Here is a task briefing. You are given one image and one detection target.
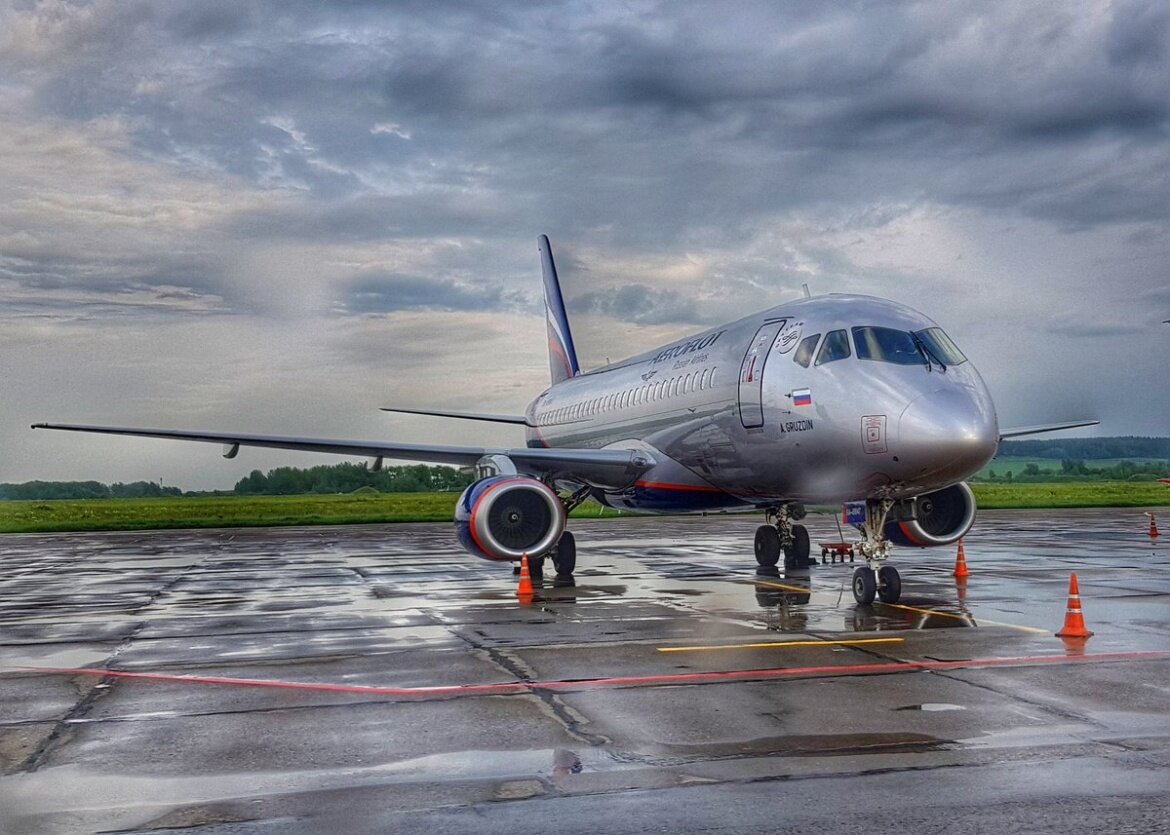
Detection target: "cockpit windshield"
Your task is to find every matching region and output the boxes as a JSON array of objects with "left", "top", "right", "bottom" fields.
[
  {"left": 850, "top": 325, "right": 969, "bottom": 369},
  {"left": 914, "top": 327, "right": 967, "bottom": 366},
  {"left": 852, "top": 326, "right": 923, "bottom": 366}
]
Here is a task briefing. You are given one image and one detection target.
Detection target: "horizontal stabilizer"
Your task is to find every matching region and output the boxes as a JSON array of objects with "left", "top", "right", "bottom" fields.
[
  {"left": 999, "top": 419, "right": 1099, "bottom": 440},
  {"left": 381, "top": 407, "right": 530, "bottom": 425}
]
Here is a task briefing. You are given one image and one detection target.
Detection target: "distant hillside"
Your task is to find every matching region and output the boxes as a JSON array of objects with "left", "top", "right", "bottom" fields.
[{"left": 998, "top": 436, "right": 1170, "bottom": 459}]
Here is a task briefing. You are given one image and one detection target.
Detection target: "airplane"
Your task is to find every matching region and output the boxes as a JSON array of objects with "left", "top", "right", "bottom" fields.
[{"left": 33, "top": 235, "right": 1098, "bottom": 606}]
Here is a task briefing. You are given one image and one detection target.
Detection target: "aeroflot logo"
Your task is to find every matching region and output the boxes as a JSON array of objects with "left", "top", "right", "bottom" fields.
[{"left": 651, "top": 330, "right": 725, "bottom": 364}]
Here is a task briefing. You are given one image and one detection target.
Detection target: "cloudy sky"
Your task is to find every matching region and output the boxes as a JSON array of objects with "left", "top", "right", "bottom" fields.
[{"left": 2, "top": 0, "right": 1167, "bottom": 490}]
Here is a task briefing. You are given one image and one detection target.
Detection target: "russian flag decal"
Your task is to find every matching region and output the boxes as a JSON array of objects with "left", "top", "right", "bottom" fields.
[{"left": 793, "top": 388, "right": 812, "bottom": 406}]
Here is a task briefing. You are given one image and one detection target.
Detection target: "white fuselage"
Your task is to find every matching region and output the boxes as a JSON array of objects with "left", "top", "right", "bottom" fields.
[{"left": 524, "top": 294, "right": 999, "bottom": 511}]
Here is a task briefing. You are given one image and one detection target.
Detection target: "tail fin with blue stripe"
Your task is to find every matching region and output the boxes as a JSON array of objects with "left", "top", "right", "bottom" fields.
[{"left": 538, "top": 235, "right": 580, "bottom": 385}]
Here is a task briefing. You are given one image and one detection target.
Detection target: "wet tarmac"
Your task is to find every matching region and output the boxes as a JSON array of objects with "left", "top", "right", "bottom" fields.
[{"left": 1, "top": 508, "right": 1168, "bottom": 834}]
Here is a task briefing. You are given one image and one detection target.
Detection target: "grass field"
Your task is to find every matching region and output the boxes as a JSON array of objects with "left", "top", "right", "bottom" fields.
[
  {"left": 971, "top": 482, "right": 1170, "bottom": 509},
  {"left": 0, "top": 483, "right": 1166, "bottom": 534}
]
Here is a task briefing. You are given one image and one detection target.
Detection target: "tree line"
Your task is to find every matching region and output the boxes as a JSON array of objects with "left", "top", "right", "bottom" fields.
[
  {"left": 232, "top": 462, "right": 473, "bottom": 495},
  {"left": 977, "top": 459, "right": 1169, "bottom": 483},
  {"left": 0, "top": 462, "right": 474, "bottom": 500},
  {"left": 0, "top": 481, "right": 184, "bottom": 500},
  {"left": 999, "top": 436, "right": 1170, "bottom": 459}
]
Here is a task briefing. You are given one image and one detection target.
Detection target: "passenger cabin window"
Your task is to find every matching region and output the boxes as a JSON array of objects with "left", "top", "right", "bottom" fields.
[
  {"left": 793, "top": 333, "right": 820, "bottom": 368},
  {"left": 814, "top": 329, "right": 851, "bottom": 365},
  {"left": 852, "top": 326, "right": 923, "bottom": 366}
]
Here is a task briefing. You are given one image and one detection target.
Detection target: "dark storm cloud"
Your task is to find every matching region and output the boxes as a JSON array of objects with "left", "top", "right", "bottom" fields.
[{"left": 11, "top": 1, "right": 1168, "bottom": 243}]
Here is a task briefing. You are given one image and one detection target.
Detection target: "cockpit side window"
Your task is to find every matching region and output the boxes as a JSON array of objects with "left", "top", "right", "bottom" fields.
[
  {"left": 852, "top": 326, "right": 924, "bottom": 366},
  {"left": 793, "top": 333, "right": 820, "bottom": 368},
  {"left": 914, "top": 327, "right": 967, "bottom": 366},
  {"left": 814, "top": 329, "right": 851, "bottom": 366}
]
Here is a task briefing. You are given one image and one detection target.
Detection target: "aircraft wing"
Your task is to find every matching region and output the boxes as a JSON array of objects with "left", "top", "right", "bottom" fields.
[
  {"left": 30, "top": 423, "right": 655, "bottom": 486},
  {"left": 381, "top": 407, "right": 531, "bottom": 425},
  {"left": 999, "top": 420, "right": 1099, "bottom": 440}
]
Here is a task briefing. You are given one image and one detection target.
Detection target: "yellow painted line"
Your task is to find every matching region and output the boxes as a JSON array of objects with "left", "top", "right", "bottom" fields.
[
  {"left": 883, "top": 603, "right": 1049, "bottom": 634},
  {"left": 659, "top": 637, "right": 904, "bottom": 653},
  {"left": 751, "top": 579, "right": 813, "bottom": 594}
]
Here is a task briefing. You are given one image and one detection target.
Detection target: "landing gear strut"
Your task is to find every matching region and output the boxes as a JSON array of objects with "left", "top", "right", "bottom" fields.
[
  {"left": 850, "top": 499, "right": 903, "bottom": 605},
  {"left": 755, "top": 505, "right": 814, "bottom": 571},
  {"left": 544, "top": 485, "right": 591, "bottom": 581}
]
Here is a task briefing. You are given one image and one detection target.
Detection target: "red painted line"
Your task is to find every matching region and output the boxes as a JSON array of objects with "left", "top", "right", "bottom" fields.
[
  {"left": 634, "top": 480, "right": 725, "bottom": 494},
  {"left": 7, "top": 651, "right": 1169, "bottom": 701}
]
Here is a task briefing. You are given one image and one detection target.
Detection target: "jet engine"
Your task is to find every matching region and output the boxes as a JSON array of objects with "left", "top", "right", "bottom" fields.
[
  {"left": 885, "top": 482, "right": 976, "bottom": 547},
  {"left": 455, "top": 475, "right": 566, "bottom": 562}
]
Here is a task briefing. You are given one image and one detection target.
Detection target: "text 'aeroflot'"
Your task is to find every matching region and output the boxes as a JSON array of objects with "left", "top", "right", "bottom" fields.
[{"left": 34, "top": 236, "right": 1096, "bottom": 604}]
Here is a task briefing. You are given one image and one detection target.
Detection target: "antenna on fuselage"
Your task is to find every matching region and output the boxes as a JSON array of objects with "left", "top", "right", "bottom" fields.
[{"left": 802, "top": 283, "right": 811, "bottom": 299}]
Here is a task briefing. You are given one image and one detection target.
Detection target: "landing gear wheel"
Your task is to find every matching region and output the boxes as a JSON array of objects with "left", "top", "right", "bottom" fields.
[
  {"left": 528, "top": 554, "right": 545, "bottom": 585},
  {"left": 754, "top": 525, "right": 781, "bottom": 567},
  {"left": 877, "top": 565, "right": 901, "bottom": 604},
  {"left": 852, "top": 566, "right": 877, "bottom": 605},
  {"left": 552, "top": 531, "right": 576, "bottom": 577},
  {"left": 784, "top": 524, "right": 811, "bottom": 570}
]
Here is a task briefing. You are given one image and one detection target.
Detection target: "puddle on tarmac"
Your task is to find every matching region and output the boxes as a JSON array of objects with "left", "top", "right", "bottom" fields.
[
  {"left": 895, "top": 703, "right": 967, "bottom": 712},
  {"left": 652, "top": 732, "right": 951, "bottom": 760}
]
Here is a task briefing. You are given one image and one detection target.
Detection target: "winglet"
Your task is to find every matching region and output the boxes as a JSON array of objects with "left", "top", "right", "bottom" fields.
[{"left": 539, "top": 235, "right": 580, "bottom": 385}]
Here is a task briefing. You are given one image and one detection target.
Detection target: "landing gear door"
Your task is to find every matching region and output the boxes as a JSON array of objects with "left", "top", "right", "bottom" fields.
[{"left": 738, "top": 319, "right": 787, "bottom": 428}]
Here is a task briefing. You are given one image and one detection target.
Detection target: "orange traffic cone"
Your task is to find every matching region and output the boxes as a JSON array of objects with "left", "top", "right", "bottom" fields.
[
  {"left": 955, "top": 576, "right": 968, "bottom": 608},
  {"left": 953, "top": 539, "right": 970, "bottom": 579},
  {"left": 1147, "top": 513, "right": 1159, "bottom": 539},
  {"left": 1055, "top": 572, "right": 1093, "bottom": 639},
  {"left": 516, "top": 553, "right": 535, "bottom": 601}
]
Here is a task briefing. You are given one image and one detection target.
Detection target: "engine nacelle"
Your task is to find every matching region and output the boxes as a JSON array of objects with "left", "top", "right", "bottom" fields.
[
  {"left": 885, "top": 482, "right": 977, "bottom": 547},
  {"left": 455, "top": 475, "right": 566, "bottom": 562}
]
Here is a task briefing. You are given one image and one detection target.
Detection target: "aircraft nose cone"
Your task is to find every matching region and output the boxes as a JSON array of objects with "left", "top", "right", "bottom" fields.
[{"left": 898, "top": 387, "right": 998, "bottom": 483}]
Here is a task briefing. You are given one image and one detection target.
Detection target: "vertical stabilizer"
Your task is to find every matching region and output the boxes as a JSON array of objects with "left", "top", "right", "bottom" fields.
[{"left": 539, "top": 235, "right": 580, "bottom": 384}]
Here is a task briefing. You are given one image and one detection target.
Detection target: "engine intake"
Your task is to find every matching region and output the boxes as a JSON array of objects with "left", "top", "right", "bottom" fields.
[
  {"left": 455, "top": 475, "right": 566, "bottom": 562},
  {"left": 885, "top": 482, "right": 976, "bottom": 547}
]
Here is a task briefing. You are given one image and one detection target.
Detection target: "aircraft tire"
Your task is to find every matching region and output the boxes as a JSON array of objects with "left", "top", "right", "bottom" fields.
[
  {"left": 528, "top": 554, "right": 545, "bottom": 585},
  {"left": 877, "top": 565, "right": 901, "bottom": 604},
  {"left": 784, "top": 524, "right": 811, "bottom": 570},
  {"left": 852, "top": 566, "right": 877, "bottom": 605},
  {"left": 553, "top": 531, "right": 576, "bottom": 577},
  {"left": 754, "top": 526, "right": 781, "bottom": 567}
]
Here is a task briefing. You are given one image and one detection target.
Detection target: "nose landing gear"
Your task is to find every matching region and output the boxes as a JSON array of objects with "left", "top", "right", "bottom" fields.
[
  {"left": 852, "top": 564, "right": 902, "bottom": 605},
  {"left": 850, "top": 499, "right": 903, "bottom": 605}
]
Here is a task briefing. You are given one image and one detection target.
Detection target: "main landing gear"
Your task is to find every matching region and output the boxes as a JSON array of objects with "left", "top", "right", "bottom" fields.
[
  {"left": 849, "top": 499, "right": 902, "bottom": 605},
  {"left": 524, "top": 484, "right": 587, "bottom": 585},
  {"left": 522, "top": 530, "right": 576, "bottom": 586},
  {"left": 754, "top": 505, "right": 815, "bottom": 571}
]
